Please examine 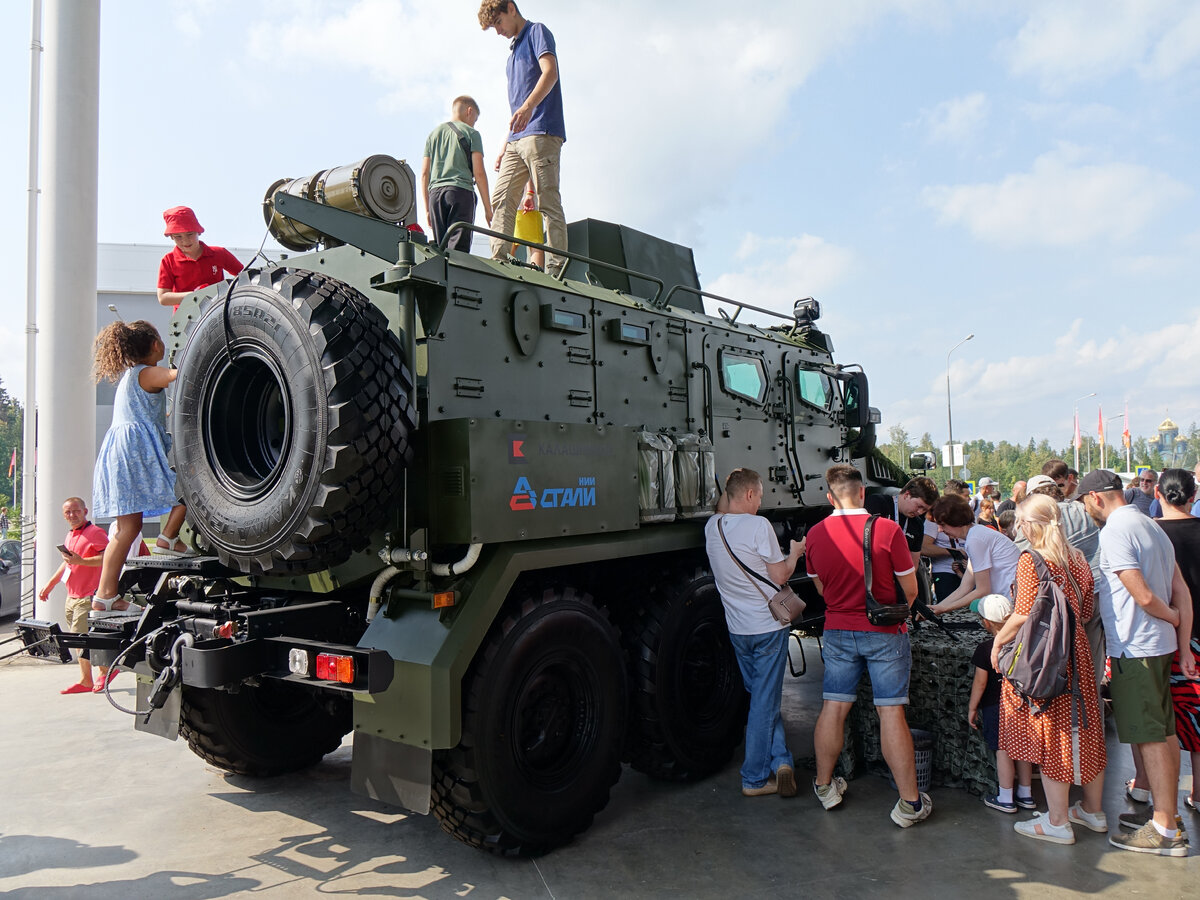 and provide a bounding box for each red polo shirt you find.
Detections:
[64,521,108,599]
[158,242,244,294]
[805,509,914,634]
